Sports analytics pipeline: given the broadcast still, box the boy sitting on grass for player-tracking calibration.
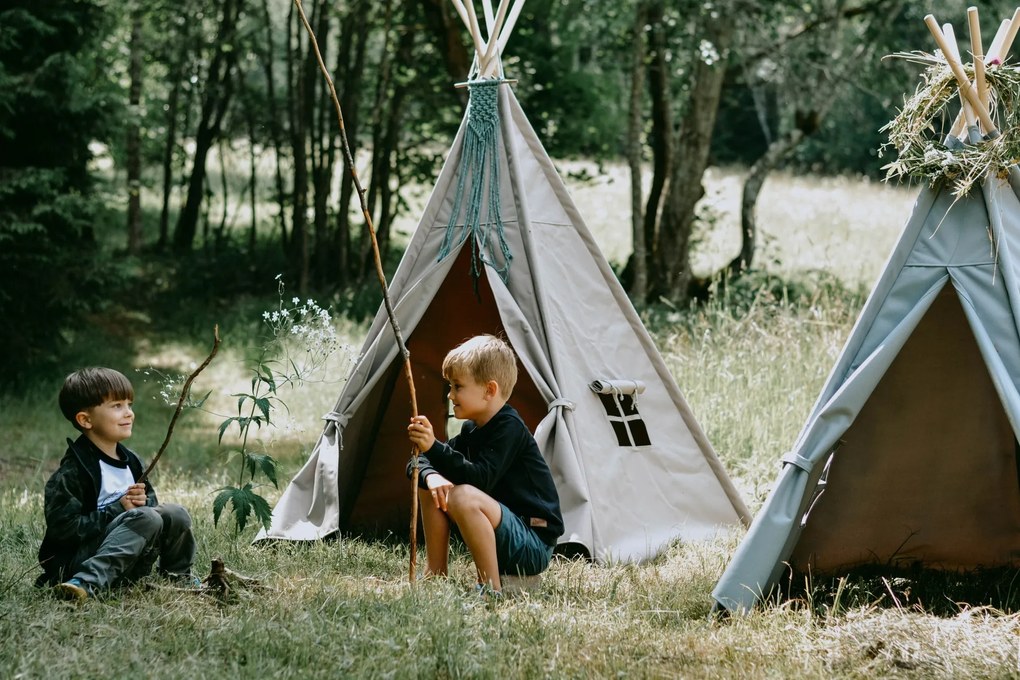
[37,367,198,601]
[406,335,563,594]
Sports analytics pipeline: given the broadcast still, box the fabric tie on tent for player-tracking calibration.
[438,79,513,285]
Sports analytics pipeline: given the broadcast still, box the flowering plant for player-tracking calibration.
[212,278,355,535]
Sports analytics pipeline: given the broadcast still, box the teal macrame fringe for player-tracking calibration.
[438,79,513,285]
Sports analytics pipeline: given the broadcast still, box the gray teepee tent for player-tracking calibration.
[258,0,749,563]
[714,10,1020,611]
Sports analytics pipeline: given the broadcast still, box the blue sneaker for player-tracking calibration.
[54,578,92,602]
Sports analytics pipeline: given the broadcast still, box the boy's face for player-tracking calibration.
[76,396,134,451]
[446,370,493,422]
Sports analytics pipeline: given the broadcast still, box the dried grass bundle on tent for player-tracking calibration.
[880,51,1020,196]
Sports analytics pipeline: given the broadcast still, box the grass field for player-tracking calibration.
[3,167,1020,678]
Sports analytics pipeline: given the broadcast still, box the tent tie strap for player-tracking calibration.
[781,452,813,472]
[548,398,575,412]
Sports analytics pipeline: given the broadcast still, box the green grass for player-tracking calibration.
[4,167,1020,678]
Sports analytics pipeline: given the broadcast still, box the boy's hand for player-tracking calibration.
[119,483,147,510]
[425,473,454,512]
[408,415,436,452]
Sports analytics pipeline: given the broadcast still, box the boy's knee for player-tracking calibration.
[123,506,163,538]
[448,485,488,514]
[156,503,192,529]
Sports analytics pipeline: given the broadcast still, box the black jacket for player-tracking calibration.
[407,404,563,546]
[36,435,157,586]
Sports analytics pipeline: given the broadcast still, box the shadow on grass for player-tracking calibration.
[780,564,1020,616]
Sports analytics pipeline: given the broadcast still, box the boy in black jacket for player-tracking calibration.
[406,335,562,594]
[37,367,197,601]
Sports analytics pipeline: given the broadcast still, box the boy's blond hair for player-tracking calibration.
[442,335,518,398]
[59,367,135,432]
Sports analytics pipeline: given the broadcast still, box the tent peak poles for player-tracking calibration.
[293,0,422,585]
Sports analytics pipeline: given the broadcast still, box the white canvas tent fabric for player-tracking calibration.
[713,176,1020,611]
[256,82,749,562]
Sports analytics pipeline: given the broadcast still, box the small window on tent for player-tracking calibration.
[589,379,651,447]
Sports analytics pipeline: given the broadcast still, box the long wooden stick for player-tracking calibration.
[138,325,221,484]
[292,0,422,585]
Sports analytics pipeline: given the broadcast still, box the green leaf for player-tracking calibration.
[232,484,255,533]
[217,418,234,444]
[259,454,279,488]
[254,397,271,424]
[191,390,212,408]
[246,453,279,487]
[251,493,273,531]
[212,486,236,527]
[260,370,277,393]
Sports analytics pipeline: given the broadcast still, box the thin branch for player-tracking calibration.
[138,325,222,484]
[292,0,422,585]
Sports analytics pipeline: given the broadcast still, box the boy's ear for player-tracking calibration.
[75,410,92,430]
[485,380,500,399]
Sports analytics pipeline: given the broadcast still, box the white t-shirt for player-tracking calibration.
[97,452,136,510]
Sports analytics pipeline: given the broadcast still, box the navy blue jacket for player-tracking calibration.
[407,404,563,546]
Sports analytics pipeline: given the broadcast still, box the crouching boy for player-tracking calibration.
[37,367,197,600]
[406,335,563,593]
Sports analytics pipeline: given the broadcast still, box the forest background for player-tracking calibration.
[3,0,1010,386]
[7,2,1020,675]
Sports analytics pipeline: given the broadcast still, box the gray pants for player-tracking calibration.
[73,504,197,590]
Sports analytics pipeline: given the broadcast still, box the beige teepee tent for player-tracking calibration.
[714,9,1020,611]
[258,0,749,562]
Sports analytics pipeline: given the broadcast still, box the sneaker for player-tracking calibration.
[474,583,504,601]
[54,578,92,602]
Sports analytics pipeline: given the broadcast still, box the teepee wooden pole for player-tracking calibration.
[293,0,423,585]
[926,14,999,134]
[494,0,527,62]
[950,11,1020,138]
[941,22,980,137]
[968,7,989,116]
[480,0,512,75]
[482,0,496,35]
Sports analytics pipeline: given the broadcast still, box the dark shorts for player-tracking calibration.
[494,502,555,577]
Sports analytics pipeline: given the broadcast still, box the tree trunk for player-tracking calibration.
[333,1,371,286]
[362,25,412,280]
[173,0,242,253]
[126,2,143,255]
[247,107,258,257]
[158,42,186,251]
[656,18,732,300]
[728,128,804,277]
[626,2,648,300]
[309,3,332,288]
[642,1,672,287]
[259,0,289,251]
[420,0,470,104]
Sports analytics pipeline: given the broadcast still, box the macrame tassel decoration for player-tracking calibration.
[438,79,513,285]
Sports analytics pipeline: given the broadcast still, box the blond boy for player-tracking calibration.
[406,335,562,593]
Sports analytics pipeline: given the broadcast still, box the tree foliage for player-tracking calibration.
[0,2,120,381]
[1,0,1012,379]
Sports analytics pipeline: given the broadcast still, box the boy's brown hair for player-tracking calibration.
[442,335,518,398]
[59,367,135,431]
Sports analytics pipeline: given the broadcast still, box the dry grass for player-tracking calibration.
[4,167,1019,679]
